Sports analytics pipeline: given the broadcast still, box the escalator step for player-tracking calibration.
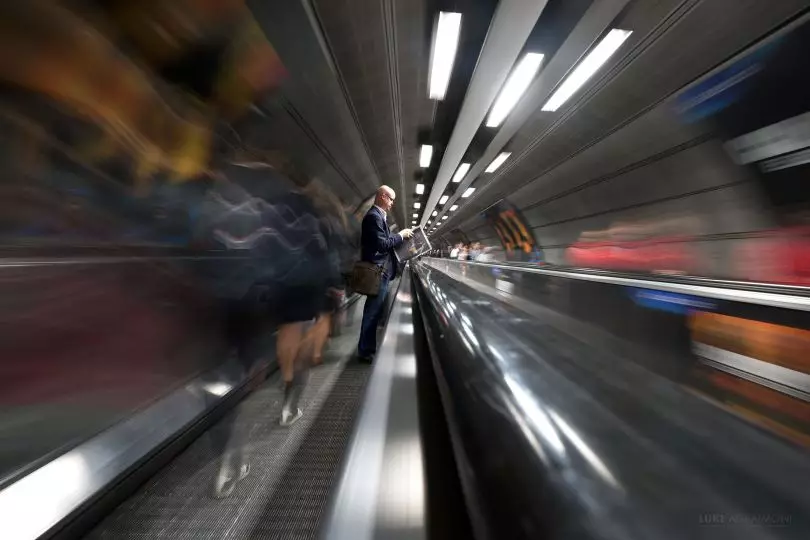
[86,344,371,539]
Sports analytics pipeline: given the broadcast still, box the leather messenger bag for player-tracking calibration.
[350,261,383,296]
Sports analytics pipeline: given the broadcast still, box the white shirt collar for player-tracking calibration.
[373,205,387,219]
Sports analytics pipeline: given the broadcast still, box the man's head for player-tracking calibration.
[375,185,396,212]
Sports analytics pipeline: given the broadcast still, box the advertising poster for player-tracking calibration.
[483,199,543,262]
[676,19,810,218]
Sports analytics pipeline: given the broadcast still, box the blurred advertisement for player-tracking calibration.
[690,312,810,444]
[676,19,810,285]
[484,200,543,263]
[678,21,810,216]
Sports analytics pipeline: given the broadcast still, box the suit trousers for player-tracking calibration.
[357,274,391,358]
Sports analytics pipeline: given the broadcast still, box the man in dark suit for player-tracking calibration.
[357,185,413,361]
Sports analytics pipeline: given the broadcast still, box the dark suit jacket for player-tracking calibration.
[361,206,403,278]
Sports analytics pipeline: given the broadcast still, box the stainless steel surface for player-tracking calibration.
[0,354,255,540]
[421,0,548,224]
[320,267,426,540]
[423,257,810,311]
[694,343,810,402]
[0,255,239,489]
[412,260,810,539]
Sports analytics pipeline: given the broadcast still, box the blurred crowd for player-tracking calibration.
[0,0,365,495]
[566,217,810,285]
[566,217,699,276]
[449,242,488,262]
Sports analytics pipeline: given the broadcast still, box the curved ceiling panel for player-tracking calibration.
[439,0,809,237]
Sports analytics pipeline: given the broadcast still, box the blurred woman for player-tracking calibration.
[299,179,351,366]
[216,149,331,427]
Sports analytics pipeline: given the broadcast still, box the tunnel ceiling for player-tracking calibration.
[246,0,810,237]
[428,0,810,243]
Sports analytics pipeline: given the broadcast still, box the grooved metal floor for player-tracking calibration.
[85,307,372,540]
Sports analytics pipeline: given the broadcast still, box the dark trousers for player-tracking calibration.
[357,274,391,357]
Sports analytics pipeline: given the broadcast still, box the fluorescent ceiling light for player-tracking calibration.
[462,187,475,198]
[414,202,421,209]
[439,195,449,205]
[486,53,544,127]
[428,12,462,100]
[450,205,458,211]
[542,29,632,112]
[416,183,425,194]
[442,216,448,220]
[486,152,511,173]
[432,211,438,217]
[413,213,418,218]
[451,162,470,183]
[419,145,433,168]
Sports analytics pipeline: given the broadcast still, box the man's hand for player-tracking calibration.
[400,228,415,239]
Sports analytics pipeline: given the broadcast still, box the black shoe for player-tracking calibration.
[356,353,374,364]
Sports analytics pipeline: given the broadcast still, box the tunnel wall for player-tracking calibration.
[449,0,810,276]
[508,103,772,274]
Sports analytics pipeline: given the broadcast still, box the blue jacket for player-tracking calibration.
[361,206,403,278]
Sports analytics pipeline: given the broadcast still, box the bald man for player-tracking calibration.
[357,186,413,362]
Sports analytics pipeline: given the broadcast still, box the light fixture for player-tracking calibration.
[412,213,418,218]
[439,195,449,205]
[419,145,433,168]
[486,152,511,173]
[416,183,425,194]
[486,53,545,127]
[451,162,470,183]
[432,211,438,217]
[414,202,421,209]
[450,205,458,211]
[542,29,632,112]
[462,187,475,198]
[442,216,448,220]
[428,12,462,100]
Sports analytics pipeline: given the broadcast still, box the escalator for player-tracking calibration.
[84,306,371,540]
[5,260,810,540]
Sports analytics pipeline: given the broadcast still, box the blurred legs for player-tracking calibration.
[277,321,312,426]
[277,322,304,384]
[310,313,332,365]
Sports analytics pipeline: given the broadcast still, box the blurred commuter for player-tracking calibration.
[300,180,352,366]
[470,242,482,261]
[212,153,332,427]
[450,244,460,259]
[356,186,413,362]
[194,174,268,498]
[476,246,495,262]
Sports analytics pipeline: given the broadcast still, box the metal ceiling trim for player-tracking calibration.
[382,0,408,224]
[298,0,384,194]
[420,0,550,228]
[431,0,632,234]
[281,98,364,197]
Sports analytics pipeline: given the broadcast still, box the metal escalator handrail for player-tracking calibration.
[320,266,425,540]
[411,262,810,539]
[0,293,360,540]
[423,257,810,311]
